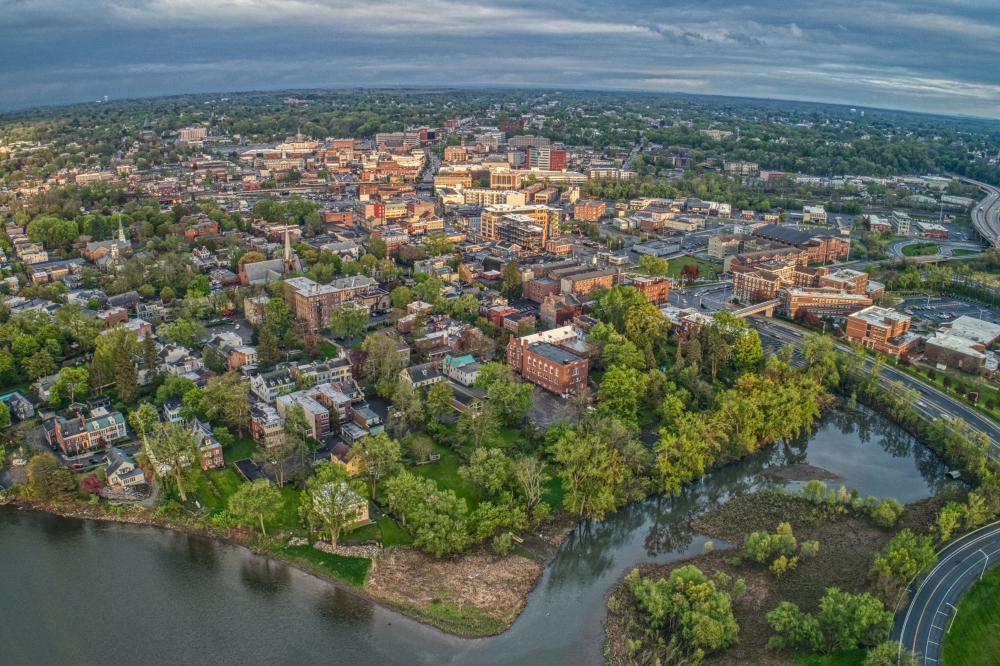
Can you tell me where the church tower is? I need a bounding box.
[282,227,296,274]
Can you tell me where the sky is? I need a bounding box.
[1,0,999,118]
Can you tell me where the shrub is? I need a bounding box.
[928,369,937,380]
[800,540,820,557]
[870,529,937,602]
[767,588,892,654]
[79,473,103,494]
[869,497,905,528]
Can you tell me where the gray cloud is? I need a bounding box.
[0,0,997,117]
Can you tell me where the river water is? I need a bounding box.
[0,407,948,666]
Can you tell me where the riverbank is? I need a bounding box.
[604,491,942,665]
[2,495,582,638]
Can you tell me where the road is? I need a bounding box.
[887,239,984,260]
[961,176,1000,247]
[893,520,1000,665]
[746,316,1000,449]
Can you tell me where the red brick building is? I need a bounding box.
[750,224,849,264]
[630,276,670,305]
[844,306,918,356]
[574,200,606,222]
[523,277,560,303]
[520,342,588,395]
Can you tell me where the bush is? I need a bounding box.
[869,497,905,528]
[767,588,892,654]
[870,529,937,602]
[79,473,102,494]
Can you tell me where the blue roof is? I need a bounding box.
[444,354,475,368]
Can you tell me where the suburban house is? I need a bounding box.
[189,417,225,470]
[105,447,146,490]
[400,362,444,388]
[43,407,128,456]
[441,354,481,386]
[250,369,296,403]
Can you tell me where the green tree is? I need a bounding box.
[128,402,160,448]
[638,254,669,276]
[459,447,513,499]
[54,304,102,351]
[501,261,522,300]
[390,286,415,310]
[347,433,403,499]
[732,329,764,375]
[767,588,892,654]
[200,372,252,438]
[456,400,498,448]
[256,326,279,368]
[263,297,293,338]
[115,344,140,405]
[228,479,283,535]
[598,365,648,423]
[157,318,205,347]
[361,333,402,388]
[300,462,367,547]
[594,285,648,333]
[383,471,435,528]
[328,303,369,346]
[146,421,201,502]
[601,332,646,371]
[626,565,739,659]
[409,487,470,557]
[549,428,623,520]
[473,362,533,426]
[870,529,937,600]
[27,453,76,502]
[653,413,725,494]
[426,381,454,422]
[23,350,57,380]
[365,236,388,260]
[48,366,90,407]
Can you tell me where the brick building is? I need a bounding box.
[560,268,619,298]
[844,306,919,357]
[574,200,606,222]
[779,287,873,319]
[750,224,849,264]
[630,276,671,305]
[523,276,560,303]
[520,342,588,395]
[506,325,587,374]
[284,276,377,332]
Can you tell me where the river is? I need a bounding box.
[0,407,948,666]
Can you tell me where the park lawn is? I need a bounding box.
[411,442,482,511]
[272,544,371,588]
[223,436,258,464]
[793,650,866,666]
[902,242,938,257]
[665,257,720,281]
[317,341,340,360]
[942,562,1000,665]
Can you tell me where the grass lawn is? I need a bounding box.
[267,484,304,532]
[317,341,340,360]
[902,242,939,257]
[223,436,258,464]
[341,522,381,543]
[411,442,482,511]
[665,257,720,281]
[206,467,242,501]
[942,562,1000,664]
[272,544,371,588]
[952,248,980,257]
[376,517,414,546]
[793,650,865,666]
[541,473,566,511]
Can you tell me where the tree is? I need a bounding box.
[653,412,725,494]
[870,529,937,600]
[680,264,699,282]
[426,381,455,422]
[238,251,266,266]
[146,422,201,502]
[626,565,739,659]
[141,333,158,379]
[598,365,649,423]
[413,275,444,304]
[366,237,388,260]
[501,261,522,300]
[361,333,402,387]
[54,304,102,351]
[27,453,76,503]
[514,456,548,514]
[409,487,470,557]
[384,471,435,528]
[549,428,624,520]
[459,447,513,499]
[186,275,210,298]
[115,344,140,405]
[48,366,90,407]
[200,372,251,438]
[602,333,646,371]
[594,285,648,333]
[228,479,283,535]
[0,402,9,429]
[390,286,415,310]
[638,254,669,276]
[863,642,918,666]
[254,431,308,489]
[157,318,205,348]
[26,215,79,248]
[23,350,57,380]
[457,400,498,448]
[328,303,369,346]
[256,326,279,369]
[300,462,366,547]
[767,588,893,654]
[732,329,764,375]
[348,433,403,499]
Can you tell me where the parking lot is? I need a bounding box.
[901,296,1000,325]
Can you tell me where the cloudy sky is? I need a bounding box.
[2,0,998,118]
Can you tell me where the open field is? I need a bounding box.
[942,562,1000,665]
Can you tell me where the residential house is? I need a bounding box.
[276,391,330,440]
[189,417,225,469]
[441,354,481,386]
[105,447,146,489]
[400,362,444,388]
[249,400,285,448]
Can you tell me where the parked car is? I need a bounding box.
[72,462,84,469]
[11,458,27,466]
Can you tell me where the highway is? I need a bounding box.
[747,316,1000,450]
[961,176,1000,247]
[892,521,1000,665]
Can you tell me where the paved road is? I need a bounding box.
[747,317,1000,450]
[887,239,984,260]
[961,176,1000,247]
[893,520,1000,665]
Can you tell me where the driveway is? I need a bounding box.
[529,390,577,428]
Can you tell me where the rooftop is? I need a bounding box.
[850,306,910,327]
[528,341,585,365]
[943,316,1000,344]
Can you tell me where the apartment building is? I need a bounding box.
[276,390,330,440]
[525,147,567,171]
[560,268,619,298]
[574,200,606,221]
[463,188,526,207]
[891,211,912,236]
[284,275,377,332]
[723,160,759,178]
[630,276,671,305]
[506,325,587,372]
[490,170,521,189]
[520,342,588,395]
[249,400,285,448]
[802,206,828,224]
[844,306,919,356]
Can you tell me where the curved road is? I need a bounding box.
[961,177,1000,247]
[893,521,1000,665]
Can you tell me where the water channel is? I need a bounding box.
[0,407,949,666]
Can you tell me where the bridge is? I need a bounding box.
[960,176,1000,247]
[731,298,781,318]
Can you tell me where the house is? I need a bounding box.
[43,407,128,456]
[162,399,184,423]
[188,417,225,469]
[400,362,444,388]
[276,391,330,440]
[313,481,369,526]
[250,369,295,403]
[347,403,385,437]
[105,447,146,489]
[328,441,362,476]
[249,400,285,448]
[441,354,481,386]
[228,346,258,371]
[2,391,34,421]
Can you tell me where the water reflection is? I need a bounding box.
[315,587,376,627]
[240,557,291,595]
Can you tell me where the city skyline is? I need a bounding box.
[1,0,998,119]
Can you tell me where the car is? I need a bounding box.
[72,462,84,469]
[234,324,241,330]
[51,444,58,452]
[90,458,102,465]
[11,458,27,466]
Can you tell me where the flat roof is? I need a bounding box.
[528,342,585,365]
[944,316,1000,344]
